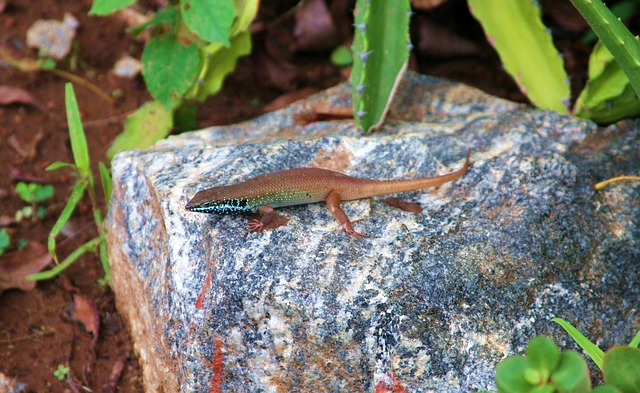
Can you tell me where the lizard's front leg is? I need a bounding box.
[248,205,289,233]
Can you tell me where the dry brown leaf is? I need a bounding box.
[71,294,100,338]
[0,86,38,107]
[380,197,424,214]
[0,241,52,294]
[293,0,338,51]
[412,0,450,11]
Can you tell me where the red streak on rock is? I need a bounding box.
[375,372,407,393]
[196,270,213,309]
[210,338,224,393]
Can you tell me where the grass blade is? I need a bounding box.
[48,181,86,264]
[552,317,605,370]
[65,83,91,179]
[29,237,100,281]
[98,161,112,203]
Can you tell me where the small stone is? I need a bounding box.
[112,55,142,79]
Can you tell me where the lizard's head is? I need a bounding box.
[185,187,252,214]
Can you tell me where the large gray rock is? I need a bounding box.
[107,72,639,392]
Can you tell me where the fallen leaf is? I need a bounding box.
[70,294,100,337]
[101,355,128,393]
[8,130,44,161]
[380,197,424,214]
[0,86,38,107]
[264,87,319,111]
[293,0,338,51]
[0,241,52,294]
[412,0,449,11]
[414,17,480,58]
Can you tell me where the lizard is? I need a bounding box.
[186,150,470,239]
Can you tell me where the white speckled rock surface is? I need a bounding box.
[107,72,639,392]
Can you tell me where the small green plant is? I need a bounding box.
[27,83,112,285]
[482,321,640,393]
[88,0,258,158]
[495,336,591,393]
[0,229,10,256]
[15,181,54,221]
[53,364,69,381]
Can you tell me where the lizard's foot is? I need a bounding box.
[247,219,265,233]
[343,224,369,240]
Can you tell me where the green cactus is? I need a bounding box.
[468,0,570,113]
[351,0,411,133]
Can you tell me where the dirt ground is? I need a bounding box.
[0,0,595,391]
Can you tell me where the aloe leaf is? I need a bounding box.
[570,0,640,99]
[552,317,605,370]
[574,40,640,124]
[468,0,570,113]
[230,0,259,37]
[107,100,173,159]
[188,31,252,101]
[351,0,410,133]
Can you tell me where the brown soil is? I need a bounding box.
[0,0,593,391]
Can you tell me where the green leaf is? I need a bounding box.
[528,384,556,393]
[527,336,561,375]
[65,84,91,179]
[574,41,640,124]
[34,184,54,202]
[468,0,570,113]
[99,162,112,203]
[351,0,410,133]
[552,317,605,370]
[180,0,234,45]
[496,356,534,393]
[0,229,10,255]
[141,33,200,109]
[550,351,591,392]
[128,6,179,37]
[188,30,251,101]
[570,0,640,99]
[603,346,640,392]
[15,182,34,203]
[107,100,173,159]
[46,161,77,172]
[89,0,136,16]
[331,45,353,67]
[630,329,640,348]
[48,181,86,264]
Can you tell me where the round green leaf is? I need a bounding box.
[141,33,200,109]
[527,336,561,374]
[551,351,591,392]
[181,0,234,45]
[603,346,640,392]
[107,101,173,160]
[496,356,534,393]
